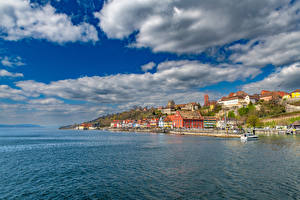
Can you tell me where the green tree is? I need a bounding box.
[228,111,236,119]
[247,115,260,127]
[238,107,249,116]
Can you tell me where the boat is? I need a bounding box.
[240,133,258,142]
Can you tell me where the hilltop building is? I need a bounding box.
[291,89,300,99]
[218,91,259,108]
[259,90,288,102]
[159,100,176,115]
[204,94,217,107]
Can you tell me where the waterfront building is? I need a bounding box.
[203,116,217,128]
[216,118,239,129]
[150,118,159,128]
[163,116,173,128]
[171,111,203,129]
[158,117,165,128]
[77,123,93,130]
[110,120,122,128]
[77,124,85,130]
[122,120,133,128]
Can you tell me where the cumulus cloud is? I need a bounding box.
[230,31,300,67]
[28,98,63,105]
[15,60,260,105]
[242,63,300,93]
[0,56,25,67]
[96,0,297,54]
[0,59,262,125]
[0,69,23,77]
[141,62,156,72]
[0,0,98,43]
[0,85,26,100]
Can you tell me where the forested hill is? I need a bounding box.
[90,108,164,127]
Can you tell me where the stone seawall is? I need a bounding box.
[103,128,299,136]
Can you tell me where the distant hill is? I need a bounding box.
[89,108,164,127]
[0,124,42,128]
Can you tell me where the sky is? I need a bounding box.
[0,0,300,126]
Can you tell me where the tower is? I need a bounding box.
[204,94,209,106]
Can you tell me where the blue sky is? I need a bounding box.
[0,0,300,126]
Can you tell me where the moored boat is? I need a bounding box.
[241,133,258,142]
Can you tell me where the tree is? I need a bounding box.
[228,111,236,119]
[247,115,260,128]
[238,107,249,116]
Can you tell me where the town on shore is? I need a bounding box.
[61,89,300,136]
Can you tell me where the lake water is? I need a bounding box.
[0,128,299,199]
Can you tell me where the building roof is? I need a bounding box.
[177,111,203,120]
[204,116,217,120]
[249,94,260,100]
[260,92,279,98]
[164,116,173,122]
[221,95,244,101]
[175,104,187,108]
[261,90,271,95]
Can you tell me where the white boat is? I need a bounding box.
[240,133,258,142]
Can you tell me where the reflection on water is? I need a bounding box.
[0,128,299,200]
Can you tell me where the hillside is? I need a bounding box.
[90,108,165,127]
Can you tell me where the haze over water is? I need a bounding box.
[0,128,299,199]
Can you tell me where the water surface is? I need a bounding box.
[0,128,299,199]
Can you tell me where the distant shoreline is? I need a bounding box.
[0,124,41,128]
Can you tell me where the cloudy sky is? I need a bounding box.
[0,0,300,126]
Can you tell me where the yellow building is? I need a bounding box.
[209,104,215,111]
[291,89,300,98]
[282,94,291,100]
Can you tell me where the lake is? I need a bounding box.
[0,128,299,199]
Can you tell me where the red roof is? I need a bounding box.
[221,95,244,101]
[176,111,203,120]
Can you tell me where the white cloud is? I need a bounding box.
[242,63,300,93]
[15,60,260,105]
[230,31,300,67]
[141,61,156,72]
[0,59,262,125]
[28,98,63,105]
[96,0,296,54]
[1,56,25,67]
[0,69,23,77]
[0,0,98,43]
[0,85,26,100]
